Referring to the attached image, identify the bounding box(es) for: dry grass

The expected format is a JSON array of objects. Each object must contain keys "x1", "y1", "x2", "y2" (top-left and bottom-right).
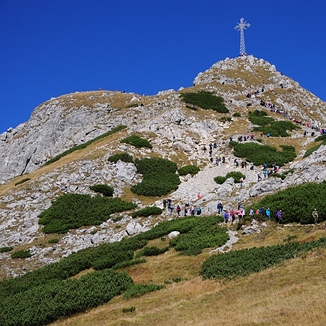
[{"x1": 50, "y1": 225, "x2": 326, "y2": 326}]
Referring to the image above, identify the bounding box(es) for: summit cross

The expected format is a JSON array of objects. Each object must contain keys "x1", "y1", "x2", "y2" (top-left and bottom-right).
[{"x1": 234, "y1": 18, "x2": 250, "y2": 56}]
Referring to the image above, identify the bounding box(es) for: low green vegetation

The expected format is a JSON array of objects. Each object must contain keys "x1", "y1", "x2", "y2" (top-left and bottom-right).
[
  {"x1": 0, "y1": 246, "x2": 13, "y2": 253},
  {"x1": 131, "y1": 206, "x2": 162, "y2": 218},
  {"x1": 15, "y1": 178, "x2": 31, "y2": 186},
  {"x1": 0, "y1": 215, "x2": 228, "y2": 325},
  {"x1": 303, "y1": 134, "x2": 326, "y2": 157},
  {"x1": 169, "y1": 215, "x2": 228, "y2": 255},
  {"x1": 178, "y1": 165, "x2": 200, "y2": 176},
  {"x1": 11, "y1": 249, "x2": 32, "y2": 259},
  {"x1": 48, "y1": 238, "x2": 59, "y2": 244},
  {"x1": 248, "y1": 181, "x2": 326, "y2": 224},
  {"x1": 135, "y1": 246, "x2": 169, "y2": 257},
  {"x1": 249, "y1": 110, "x2": 299, "y2": 136},
  {"x1": 120, "y1": 134, "x2": 152, "y2": 148},
  {"x1": 0, "y1": 269, "x2": 133, "y2": 326},
  {"x1": 89, "y1": 184, "x2": 114, "y2": 197},
  {"x1": 131, "y1": 158, "x2": 180, "y2": 196},
  {"x1": 200, "y1": 237, "x2": 326, "y2": 280},
  {"x1": 180, "y1": 91, "x2": 229, "y2": 113},
  {"x1": 108, "y1": 152, "x2": 134, "y2": 163},
  {"x1": 43, "y1": 125, "x2": 127, "y2": 166},
  {"x1": 123, "y1": 284, "x2": 165, "y2": 299},
  {"x1": 214, "y1": 171, "x2": 246, "y2": 184},
  {"x1": 38, "y1": 194, "x2": 137, "y2": 233},
  {"x1": 229, "y1": 141, "x2": 296, "y2": 166}
]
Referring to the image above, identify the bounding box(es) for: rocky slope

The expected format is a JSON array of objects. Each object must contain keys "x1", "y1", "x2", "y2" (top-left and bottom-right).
[{"x1": 0, "y1": 55, "x2": 325, "y2": 278}]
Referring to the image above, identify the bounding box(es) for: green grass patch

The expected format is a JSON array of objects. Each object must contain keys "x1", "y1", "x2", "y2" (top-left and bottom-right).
[
  {"x1": 180, "y1": 91, "x2": 228, "y2": 113},
  {"x1": 43, "y1": 125, "x2": 127, "y2": 166},
  {"x1": 120, "y1": 134, "x2": 152, "y2": 148},
  {"x1": 38, "y1": 194, "x2": 137, "y2": 233},
  {"x1": 131, "y1": 158, "x2": 180, "y2": 196},
  {"x1": 229, "y1": 142, "x2": 296, "y2": 166}
]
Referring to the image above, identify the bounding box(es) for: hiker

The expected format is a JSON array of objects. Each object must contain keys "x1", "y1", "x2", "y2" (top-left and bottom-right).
[
  {"x1": 265, "y1": 208, "x2": 271, "y2": 220},
  {"x1": 257, "y1": 173, "x2": 262, "y2": 181},
  {"x1": 163, "y1": 199, "x2": 167, "y2": 210},
  {"x1": 249, "y1": 207, "x2": 254, "y2": 215},
  {"x1": 230, "y1": 208, "x2": 235, "y2": 222},
  {"x1": 237, "y1": 208, "x2": 243, "y2": 220},
  {"x1": 169, "y1": 205, "x2": 174, "y2": 215},
  {"x1": 184, "y1": 207, "x2": 188, "y2": 216},
  {"x1": 276, "y1": 209, "x2": 282, "y2": 223},
  {"x1": 217, "y1": 202, "x2": 223, "y2": 214},
  {"x1": 197, "y1": 206, "x2": 202, "y2": 215},
  {"x1": 176, "y1": 205, "x2": 181, "y2": 216},
  {"x1": 239, "y1": 177, "x2": 244, "y2": 187},
  {"x1": 224, "y1": 211, "x2": 229, "y2": 223},
  {"x1": 312, "y1": 208, "x2": 318, "y2": 224}
]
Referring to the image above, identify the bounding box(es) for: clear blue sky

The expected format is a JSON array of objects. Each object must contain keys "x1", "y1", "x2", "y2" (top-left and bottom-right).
[{"x1": 1, "y1": 0, "x2": 325, "y2": 133}]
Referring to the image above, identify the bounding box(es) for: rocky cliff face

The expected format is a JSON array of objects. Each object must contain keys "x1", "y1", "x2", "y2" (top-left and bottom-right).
[{"x1": 0, "y1": 55, "x2": 325, "y2": 278}]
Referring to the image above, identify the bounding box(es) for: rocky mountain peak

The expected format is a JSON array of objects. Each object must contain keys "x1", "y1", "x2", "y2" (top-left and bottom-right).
[{"x1": 0, "y1": 55, "x2": 325, "y2": 278}]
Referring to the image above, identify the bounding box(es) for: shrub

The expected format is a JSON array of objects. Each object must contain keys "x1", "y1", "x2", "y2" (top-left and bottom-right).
[
  {"x1": 214, "y1": 176, "x2": 226, "y2": 184},
  {"x1": 225, "y1": 171, "x2": 245, "y2": 183},
  {"x1": 38, "y1": 194, "x2": 137, "y2": 233},
  {"x1": 89, "y1": 184, "x2": 114, "y2": 197},
  {"x1": 248, "y1": 181, "x2": 326, "y2": 224},
  {"x1": 200, "y1": 238, "x2": 326, "y2": 280},
  {"x1": 0, "y1": 246, "x2": 13, "y2": 253},
  {"x1": 11, "y1": 249, "x2": 32, "y2": 259},
  {"x1": 229, "y1": 142, "x2": 296, "y2": 167},
  {"x1": 43, "y1": 125, "x2": 127, "y2": 166},
  {"x1": 15, "y1": 178, "x2": 31, "y2": 186},
  {"x1": 178, "y1": 165, "x2": 200, "y2": 176},
  {"x1": 120, "y1": 134, "x2": 152, "y2": 148},
  {"x1": 122, "y1": 306, "x2": 136, "y2": 313},
  {"x1": 233, "y1": 112, "x2": 241, "y2": 117},
  {"x1": 108, "y1": 152, "x2": 133, "y2": 163},
  {"x1": 249, "y1": 110, "x2": 299, "y2": 137},
  {"x1": 131, "y1": 158, "x2": 180, "y2": 197},
  {"x1": 131, "y1": 206, "x2": 162, "y2": 218},
  {"x1": 48, "y1": 239, "x2": 59, "y2": 244},
  {"x1": 169, "y1": 215, "x2": 229, "y2": 255},
  {"x1": 180, "y1": 91, "x2": 229, "y2": 113},
  {"x1": 123, "y1": 284, "x2": 165, "y2": 298}
]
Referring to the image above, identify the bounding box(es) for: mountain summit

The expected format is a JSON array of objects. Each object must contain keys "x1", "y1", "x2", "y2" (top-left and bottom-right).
[{"x1": 0, "y1": 55, "x2": 325, "y2": 278}]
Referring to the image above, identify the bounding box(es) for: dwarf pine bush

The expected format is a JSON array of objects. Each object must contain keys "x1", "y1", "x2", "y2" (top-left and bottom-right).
[
  {"x1": 180, "y1": 91, "x2": 229, "y2": 113},
  {"x1": 120, "y1": 134, "x2": 152, "y2": 148},
  {"x1": 178, "y1": 165, "x2": 200, "y2": 176}
]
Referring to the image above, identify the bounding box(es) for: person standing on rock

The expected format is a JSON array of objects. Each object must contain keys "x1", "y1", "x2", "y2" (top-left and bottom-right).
[
  {"x1": 217, "y1": 202, "x2": 223, "y2": 214},
  {"x1": 312, "y1": 208, "x2": 318, "y2": 224}
]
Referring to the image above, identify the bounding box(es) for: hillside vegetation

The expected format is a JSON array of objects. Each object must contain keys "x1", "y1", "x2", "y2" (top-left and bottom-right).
[{"x1": 0, "y1": 55, "x2": 326, "y2": 325}]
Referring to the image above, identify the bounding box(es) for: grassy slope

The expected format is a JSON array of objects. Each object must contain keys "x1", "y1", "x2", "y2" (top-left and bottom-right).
[{"x1": 50, "y1": 224, "x2": 326, "y2": 326}]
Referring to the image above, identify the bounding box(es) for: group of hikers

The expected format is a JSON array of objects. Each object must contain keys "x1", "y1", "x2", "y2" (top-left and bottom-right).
[
  {"x1": 162, "y1": 199, "x2": 201, "y2": 217},
  {"x1": 246, "y1": 85, "x2": 326, "y2": 134},
  {"x1": 162, "y1": 199, "x2": 319, "y2": 225}
]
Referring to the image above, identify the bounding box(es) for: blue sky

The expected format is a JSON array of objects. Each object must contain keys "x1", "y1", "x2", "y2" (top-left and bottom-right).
[{"x1": 1, "y1": 0, "x2": 325, "y2": 133}]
